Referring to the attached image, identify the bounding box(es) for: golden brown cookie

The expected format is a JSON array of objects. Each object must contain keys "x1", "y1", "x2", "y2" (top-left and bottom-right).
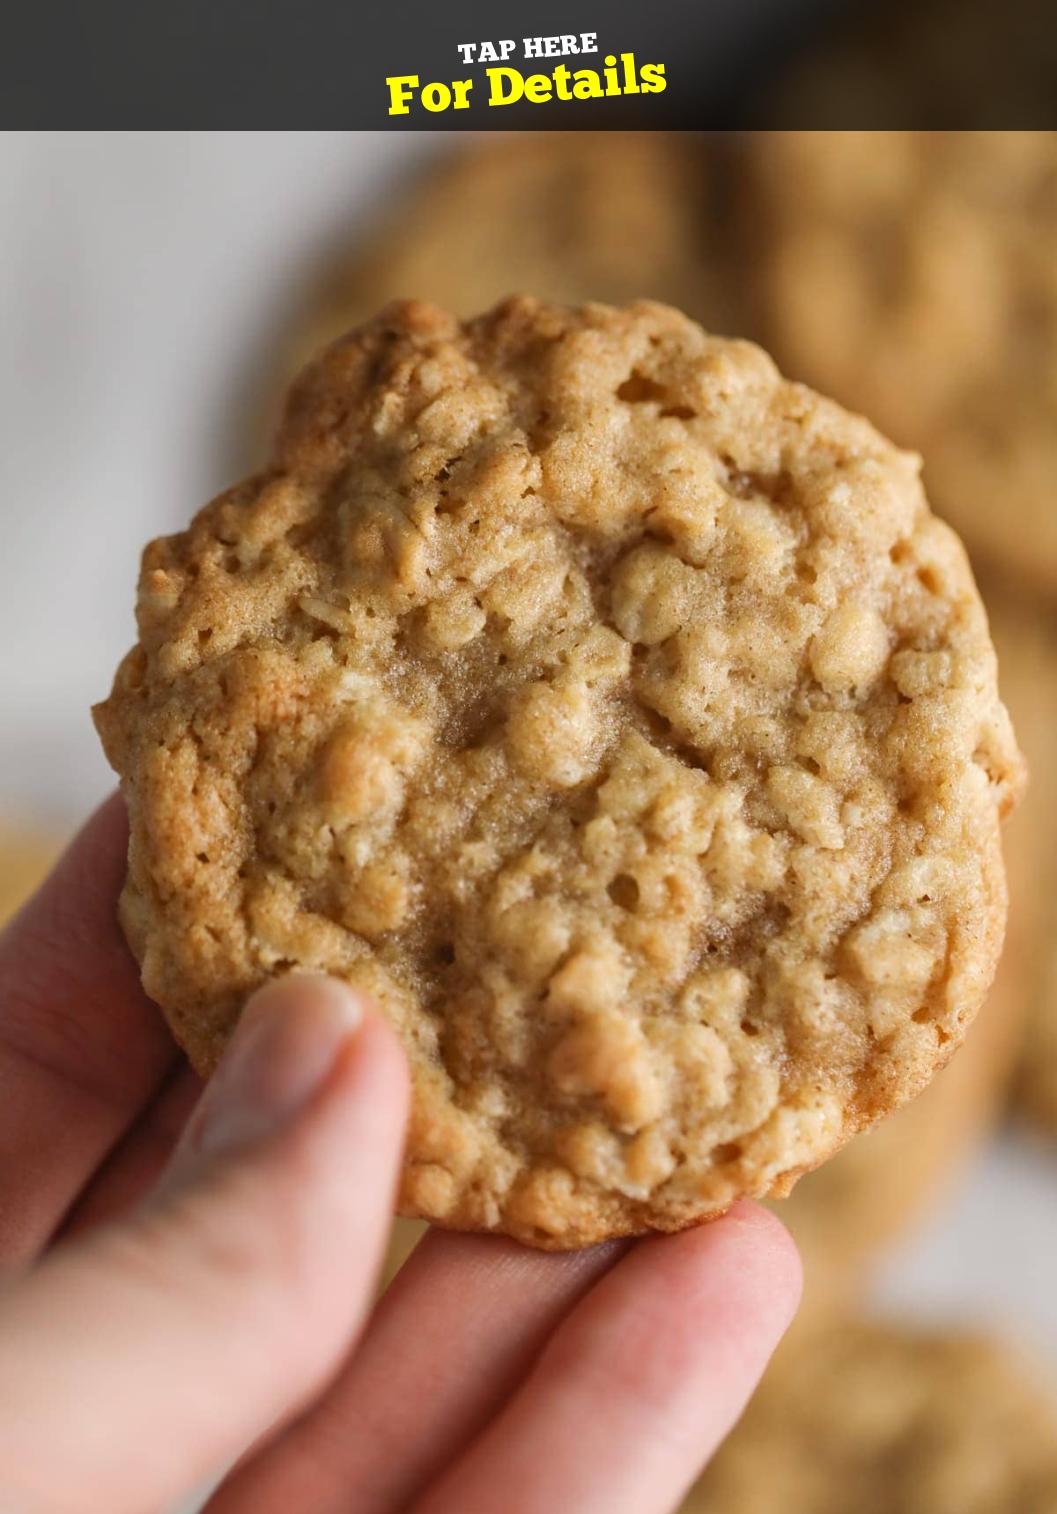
[
  {"x1": 685, "y1": 1319, "x2": 1057, "y2": 1513},
  {"x1": 748, "y1": 130, "x2": 1057, "y2": 593},
  {"x1": 282, "y1": 133, "x2": 729, "y2": 386},
  {"x1": 95, "y1": 297, "x2": 1021, "y2": 1249}
]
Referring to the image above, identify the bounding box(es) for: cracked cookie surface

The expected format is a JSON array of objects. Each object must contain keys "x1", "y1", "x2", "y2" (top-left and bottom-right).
[{"x1": 95, "y1": 298, "x2": 1022, "y2": 1247}]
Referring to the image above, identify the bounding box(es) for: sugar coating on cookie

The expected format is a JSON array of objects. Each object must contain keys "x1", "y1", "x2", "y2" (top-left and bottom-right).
[{"x1": 95, "y1": 298, "x2": 1022, "y2": 1248}]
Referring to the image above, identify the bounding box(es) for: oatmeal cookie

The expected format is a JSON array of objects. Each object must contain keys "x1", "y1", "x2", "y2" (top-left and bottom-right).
[
  {"x1": 748, "y1": 131, "x2": 1057, "y2": 592},
  {"x1": 95, "y1": 298, "x2": 1022, "y2": 1248},
  {"x1": 685, "y1": 1319, "x2": 1057, "y2": 1513}
]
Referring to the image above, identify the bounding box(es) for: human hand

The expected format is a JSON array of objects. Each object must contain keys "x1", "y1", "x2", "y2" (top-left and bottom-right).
[{"x1": 0, "y1": 796, "x2": 801, "y2": 1514}]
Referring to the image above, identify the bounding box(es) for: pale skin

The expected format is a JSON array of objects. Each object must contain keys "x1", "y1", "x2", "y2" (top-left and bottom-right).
[{"x1": 0, "y1": 795, "x2": 801, "y2": 1514}]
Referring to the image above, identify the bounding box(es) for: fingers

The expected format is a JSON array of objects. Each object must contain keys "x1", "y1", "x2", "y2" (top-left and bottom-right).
[
  {"x1": 0, "y1": 974, "x2": 408, "y2": 1514},
  {"x1": 209, "y1": 1210, "x2": 796, "y2": 1514},
  {"x1": 208, "y1": 1229, "x2": 624, "y2": 1514},
  {"x1": 58, "y1": 1064, "x2": 203, "y2": 1239},
  {"x1": 413, "y1": 1204, "x2": 801, "y2": 1514},
  {"x1": 0, "y1": 794, "x2": 176, "y2": 1260}
]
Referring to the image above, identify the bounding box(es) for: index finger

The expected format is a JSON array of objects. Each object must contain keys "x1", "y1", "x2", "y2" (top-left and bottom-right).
[
  {"x1": 0, "y1": 794, "x2": 176, "y2": 1260},
  {"x1": 414, "y1": 1204, "x2": 801, "y2": 1514},
  {"x1": 207, "y1": 1227, "x2": 624, "y2": 1514}
]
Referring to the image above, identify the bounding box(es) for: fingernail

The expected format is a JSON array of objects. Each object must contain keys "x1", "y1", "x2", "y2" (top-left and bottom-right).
[{"x1": 188, "y1": 975, "x2": 364, "y2": 1159}]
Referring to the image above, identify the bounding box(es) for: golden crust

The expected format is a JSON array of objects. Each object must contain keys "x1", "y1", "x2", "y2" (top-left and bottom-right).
[{"x1": 95, "y1": 297, "x2": 1021, "y2": 1248}]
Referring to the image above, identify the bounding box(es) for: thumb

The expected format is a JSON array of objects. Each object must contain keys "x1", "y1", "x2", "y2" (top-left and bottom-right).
[{"x1": 0, "y1": 974, "x2": 409, "y2": 1514}]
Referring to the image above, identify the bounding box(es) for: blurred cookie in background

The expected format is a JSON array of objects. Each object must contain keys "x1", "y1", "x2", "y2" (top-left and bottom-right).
[
  {"x1": 279, "y1": 132, "x2": 732, "y2": 392},
  {"x1": 378, "y1": 1216, "x2": 426, "y2": 1292},
  {"x1": 1021, "y1": 925, "x2": 1057, "y2": 1135},
  {"x1": 684, "y1": 1318, "x2": 1057, "y2": 1513},
  {"x1": 746, "y1": 130, "x2": 1057, "y2": 594},
  {"x1": 987, "y1": 591, "x2": 1057, "y2": 1138},
  {"x1": 0, "y1": 822, "x2": 61, "y2": 924}
]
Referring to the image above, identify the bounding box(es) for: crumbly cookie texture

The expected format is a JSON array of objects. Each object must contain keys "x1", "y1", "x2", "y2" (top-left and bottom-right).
[
  {"x1": 749, "y1": 130, "x2": 1057, "y2": 591},
  {"x1": 95, "y1": 298, "x2": 1022, "y2": 1248},
  {"x1": 686, "y1": 1320, "x2": 1057, "y2": 1514}
]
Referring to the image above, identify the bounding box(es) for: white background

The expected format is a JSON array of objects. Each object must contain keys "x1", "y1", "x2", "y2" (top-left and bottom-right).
[{"x1": 1, "y1": 131, "x2": 1054, "y2": 1400}]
